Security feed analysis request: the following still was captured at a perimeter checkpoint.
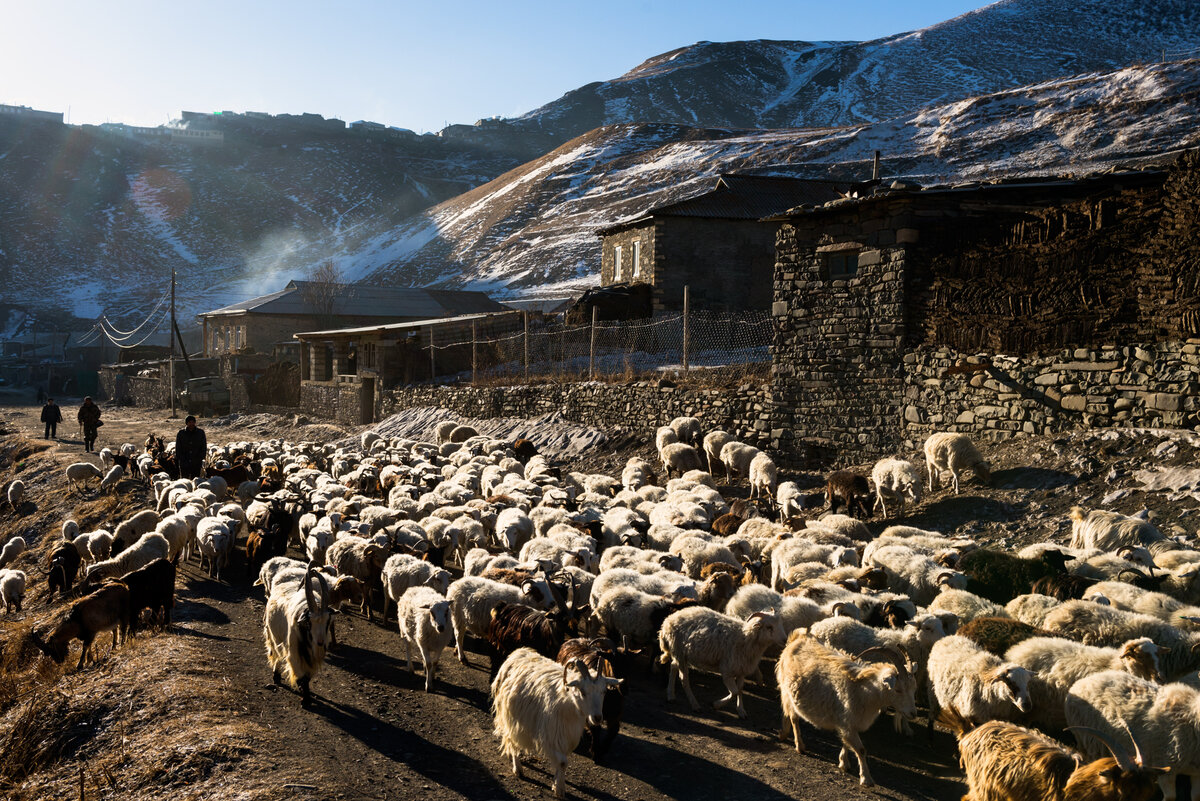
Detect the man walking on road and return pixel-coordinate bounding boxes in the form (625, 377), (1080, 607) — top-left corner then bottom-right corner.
(175, 415), (208, 480)
(78, 396), (102, 452)
(41, 397), (63, 440)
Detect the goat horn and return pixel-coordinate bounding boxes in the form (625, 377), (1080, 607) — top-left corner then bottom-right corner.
(857, 645), (909, 676)
(304, 568), (318, 613)
(1116, 545), (1136, 558)
(1067, 726), (1136, 772)
(1118, 568), (1149, 581)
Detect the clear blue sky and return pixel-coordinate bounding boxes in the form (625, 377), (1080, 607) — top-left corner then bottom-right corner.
(4, 0), (991, 133)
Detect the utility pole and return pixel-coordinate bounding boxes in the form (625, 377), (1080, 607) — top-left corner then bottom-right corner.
(169, 266), (177, 417)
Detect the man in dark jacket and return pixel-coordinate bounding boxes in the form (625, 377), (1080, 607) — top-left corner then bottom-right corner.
(175, 415), (207, 480)
(41, 397), (63, 439)
(78, 397), (102, 452)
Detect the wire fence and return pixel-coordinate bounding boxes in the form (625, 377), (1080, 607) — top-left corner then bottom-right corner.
(428, 308), (773, 387)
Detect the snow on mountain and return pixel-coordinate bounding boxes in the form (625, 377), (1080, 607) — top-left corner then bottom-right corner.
(509, 0), (1200, 139)
(363, 59), (1200, 297)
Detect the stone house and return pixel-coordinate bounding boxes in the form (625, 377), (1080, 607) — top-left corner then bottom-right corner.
(199, 280), (507, 357)
(770, 152), (1200, 465)
(597, 175), (849, 313)
(294, 310), (525, 426)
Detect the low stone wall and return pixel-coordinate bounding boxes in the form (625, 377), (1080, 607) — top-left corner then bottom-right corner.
(900, 341), (1200, 448)
(381, 381), (773, 446)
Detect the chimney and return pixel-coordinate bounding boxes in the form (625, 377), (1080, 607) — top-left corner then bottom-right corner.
(872, 151), (881, 182)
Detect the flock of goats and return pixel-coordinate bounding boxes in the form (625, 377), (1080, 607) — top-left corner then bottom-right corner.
(4, 416), (1200, 801)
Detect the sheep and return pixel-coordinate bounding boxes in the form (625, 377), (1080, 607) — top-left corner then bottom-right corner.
(826, 470), (871, 518)
(719, 441), (760, 482)
(494, 507), (535, 552)
(447, 576), (553, 665)
(6, 479), (25, 510)
(776, 481), (804, 520)
(83, 533), (170, 587)
(325, 538), (389, 621)
(1042, 600), (1200, 679)
(263, 568), (335, 707)
(928, 589), (1009, 624)
(396, 585), (454, 691)
(1065, 671), (1196, 801)
(958, 547), (1072, 604)
(776, 632), (917, 787)
(65, 461), (103, 492)
(195, 516), (237, 580)
(491, 648), (622, 799)
(1081, 579), (1200, 629)
(867, 544), (967, 605)
(955, 719), (1165, 801)
(46, 543), (82, 598)
(31, 582), (131, 669)
(113, 509), (162, 552)
(448, 424), (478, 443)
(669, 416), (701, 447)
(591, 587), (695, 653)
(434, 421), (458, 445)
(654, 425), (678, 457)
(597, 545), (681, 574)
(657, 606), (785, 718)
(747, 452), (777, 501)
(0, 536), (26, 569)
(0, 569), (26, 613)
(1006, 593), (1063, 625)
(254, 556), (312, 594)
(382, 553), (451, 620)
(924, 431), (992, 494)
(724, 584), (824, 634)
(98, 464), (125, 495)
(659, 442), (703, 479)
(620, 457), (655, 491)
(1007, 636), (1162, 730)
(72, 530), (113, 565)
(121, 558), (177, 634)
(153, 515), (193, 563)
(669, 535), (738, 580)
(702, 430), (731, 476)
(1069, 506), (1165, 551)
(870, 458), (921, 517)
(927, 634), (1032, 727)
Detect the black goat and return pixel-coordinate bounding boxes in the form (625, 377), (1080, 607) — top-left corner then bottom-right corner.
(826, 470), (872, 519)
(484, 602), (579, 678)
(957, 616), (1063, 656)
(958, 548), (1072, 603)
(119, 558), (176, 634)
(1031, 572), (1099, 601)
(557, 637), (625, 763)
(46, 543), (82, 599)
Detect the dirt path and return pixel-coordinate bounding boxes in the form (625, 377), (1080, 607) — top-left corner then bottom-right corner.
(0, 395), (971, 801)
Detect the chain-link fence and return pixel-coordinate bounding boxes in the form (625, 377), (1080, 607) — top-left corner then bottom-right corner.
(429, 309), (773, 387)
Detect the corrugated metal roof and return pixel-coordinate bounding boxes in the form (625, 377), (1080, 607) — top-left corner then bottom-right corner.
(597, 174), (850, 234)
(203, 280), (506, 318)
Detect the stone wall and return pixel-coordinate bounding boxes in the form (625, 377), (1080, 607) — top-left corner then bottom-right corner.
(381, 381), (773, 447)
(653, 217), (776, 313)
(600, 222), (654, 287)
(900, 341), (1200, 448)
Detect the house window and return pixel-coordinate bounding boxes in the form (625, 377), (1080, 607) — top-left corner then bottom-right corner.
(631, 240), (641, 280)
(824, 251), (860, 280)
(613, 245), (623, 281)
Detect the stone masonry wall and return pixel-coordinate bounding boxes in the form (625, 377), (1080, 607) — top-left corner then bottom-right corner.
(381, 381), (773, 447)
(900, 341), (1200, 449)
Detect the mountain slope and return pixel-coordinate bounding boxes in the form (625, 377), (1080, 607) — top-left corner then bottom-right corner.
(508, 0), (1200, 140)
(361, 59), (1200, 297)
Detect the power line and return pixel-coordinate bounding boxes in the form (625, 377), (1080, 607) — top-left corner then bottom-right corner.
(99, 291), (170, 337)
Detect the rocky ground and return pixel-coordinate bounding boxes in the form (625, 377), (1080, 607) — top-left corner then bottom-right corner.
(1, 390), (1198, 801)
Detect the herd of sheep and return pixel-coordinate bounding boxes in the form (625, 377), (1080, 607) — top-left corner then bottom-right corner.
(7, 415), (1200, 800)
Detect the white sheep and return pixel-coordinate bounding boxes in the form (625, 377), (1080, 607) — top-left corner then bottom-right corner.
(113, 509), (161, 551)
(72, 530), (113, 564)
(0, 536), (26, 570)
(1041, 600), (1200, 679)
(1007, 636), (1162, 730)
(654, 425), (679, 457)
(1005, 593), (1062, 625)
(0, 568), (26, 613)
(589, 567), (697, 608)
(6, 479), (25, 509)
(747, 452), (777, 500)
(870, 457), (921, 517)
(867, 543), (967, 605)
(670, 535), (738, 579)
(597, 546), (682, 574)
(927, 634), (1032, 727)
(494, 507), (535, 552)
(1069, 506), (1165, 551)
(669, 416), (701, 447)
(98, 464), (124, 494)
(776, 631), (917, 786)
(928, 589), (1009, 624)
(659, 442), (703, 479)
(701, 430), (731, 476)
(83, 532), (170, 586)
(62, 519), (80, 541)
(154, 515), (193, 563)
(196, 515), (237, 579)
(447, 576), (553, 665)
(65, 462), (103, 492)
(382, 553), (451, 620)
(620, 457), (656, 491)
(923, 432), (992, 494)
(396, 585), (454, 692)
(658, 606), (785, 718)
(591, 586), (692, 652)
(724, 584), (824, 634)
(491, 647), (621, 799)
(776, 481), (804, 520)
(719, 441), (760, 482)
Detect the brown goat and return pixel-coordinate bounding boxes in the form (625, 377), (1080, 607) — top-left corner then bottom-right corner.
(826, 471), (872, 519)
(31, 582), (131, 669)
(956, 718), (1164, 801)
(958, 616), (1063, 656)
(711, 513), (745, 538)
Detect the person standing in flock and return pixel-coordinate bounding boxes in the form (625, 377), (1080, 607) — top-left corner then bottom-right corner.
(78, 397), (102, 453)
(175, 415), (207, 480)
(41, 397), (63, 440)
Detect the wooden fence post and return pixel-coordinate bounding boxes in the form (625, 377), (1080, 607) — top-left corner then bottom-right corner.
(471, 320), (478, 385)
(523, 312), (530, 382)
(682, 285), (690, 374)
(589, 306), (597, 379)
(429, 326), (435, 379)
